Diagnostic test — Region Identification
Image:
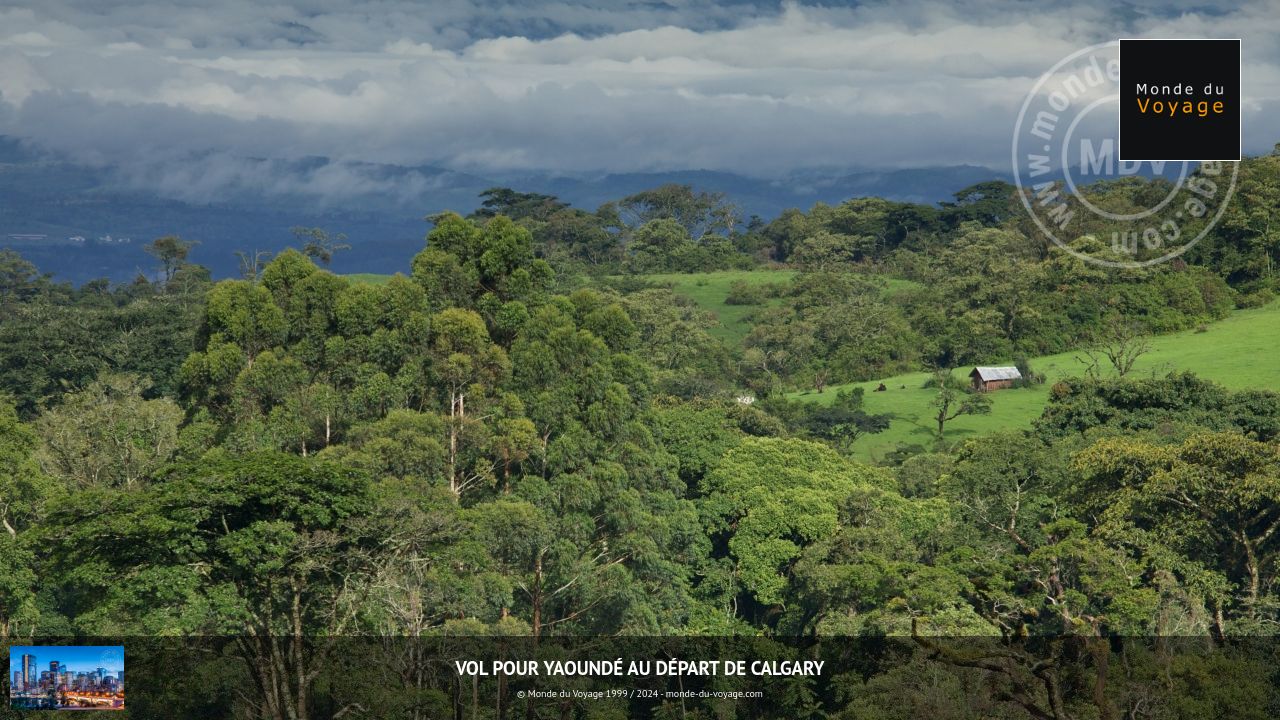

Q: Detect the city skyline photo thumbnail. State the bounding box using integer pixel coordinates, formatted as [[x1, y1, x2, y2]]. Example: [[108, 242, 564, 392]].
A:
[[9, 646, 124, 711]]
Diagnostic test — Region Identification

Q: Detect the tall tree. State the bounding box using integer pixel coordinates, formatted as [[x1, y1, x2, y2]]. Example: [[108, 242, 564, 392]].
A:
[[36, 374, 183, 489], [470, 187, 568, 222], [428, 308, 511, 499], [1078, 432, 1280, 631], [701, 437, 894, 611], [291, 227, 351, 267], [0, 249, 45, 307], [0, 397, 50, 539], [144, 235, 198, 282], [932, 369, 992, 440], [49, 452, 376, 720], [201, 279, 288, 363], [615, 184, 738, 238]]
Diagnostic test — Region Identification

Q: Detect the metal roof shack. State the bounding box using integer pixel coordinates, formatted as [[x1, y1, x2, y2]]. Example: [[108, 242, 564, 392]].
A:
[[969, 366, 1022, 392]]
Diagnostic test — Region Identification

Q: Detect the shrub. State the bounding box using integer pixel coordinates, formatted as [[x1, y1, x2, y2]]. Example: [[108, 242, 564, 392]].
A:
[[1014, 356, 1045, 387], [1238, 288, 1276, 309], [725, 280, 768, 306]]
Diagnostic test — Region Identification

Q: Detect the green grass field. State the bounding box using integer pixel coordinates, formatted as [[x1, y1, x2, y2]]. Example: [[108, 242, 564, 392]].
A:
[[639, 270, 796, 343], [345, 272, 395, 285], [639, 270, 919, 344], [792, 300, 1280, 463]]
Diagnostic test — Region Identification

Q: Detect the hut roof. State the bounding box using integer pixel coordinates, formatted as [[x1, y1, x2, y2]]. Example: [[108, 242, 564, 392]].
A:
[[970, 366, 1022, 381]]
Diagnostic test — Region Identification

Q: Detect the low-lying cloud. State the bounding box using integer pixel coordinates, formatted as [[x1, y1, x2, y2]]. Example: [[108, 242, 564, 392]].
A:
[[2, 0, 1278, 203]]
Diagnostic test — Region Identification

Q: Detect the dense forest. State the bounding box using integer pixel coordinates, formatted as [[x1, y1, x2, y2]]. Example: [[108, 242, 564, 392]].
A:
[[3, 150, 1280, 719]]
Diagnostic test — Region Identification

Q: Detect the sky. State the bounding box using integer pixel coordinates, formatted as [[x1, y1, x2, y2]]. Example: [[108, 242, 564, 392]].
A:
[[1, 0, 1278, 199], [9, 646, 125, 674]]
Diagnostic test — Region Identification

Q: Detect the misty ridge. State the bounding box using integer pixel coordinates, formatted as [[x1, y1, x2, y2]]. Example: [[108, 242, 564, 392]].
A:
[[3, 0, 1277, 285], [0, 135, 1006, 283]]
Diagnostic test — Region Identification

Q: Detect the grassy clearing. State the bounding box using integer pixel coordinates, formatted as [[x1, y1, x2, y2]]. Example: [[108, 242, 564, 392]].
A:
[[345, 273, 395, 285], [792, 300, 1280, 463], [639, 270, 796, 343], [639, 270, 919, 344]]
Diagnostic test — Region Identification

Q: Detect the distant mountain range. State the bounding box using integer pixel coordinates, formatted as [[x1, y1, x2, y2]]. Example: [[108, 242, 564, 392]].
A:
[[0, 136, 1006, 283]]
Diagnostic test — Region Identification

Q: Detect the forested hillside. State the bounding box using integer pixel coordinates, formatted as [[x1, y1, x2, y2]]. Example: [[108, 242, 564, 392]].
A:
[[3, 152, 1280, 718]]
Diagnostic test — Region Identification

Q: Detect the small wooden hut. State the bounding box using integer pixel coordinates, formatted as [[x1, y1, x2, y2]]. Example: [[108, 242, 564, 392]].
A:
[[969, 366, 1022, 392]]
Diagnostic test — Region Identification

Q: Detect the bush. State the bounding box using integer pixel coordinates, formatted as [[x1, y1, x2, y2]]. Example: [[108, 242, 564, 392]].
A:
[[1014, 356, 1045, 387], [725, 280, 768, 306], [920, 371, 969, 390], [1238, 288, 1276, 309]]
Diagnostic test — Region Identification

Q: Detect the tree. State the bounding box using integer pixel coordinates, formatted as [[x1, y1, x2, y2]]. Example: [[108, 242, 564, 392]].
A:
[[291, 227, 351, 266], [1094, 314, 1152, 377], [0, 284, 201, 419], [48, 452, 375, 720], [499, 301, 705, 637], [357, 473, 515, 649], [0, 532, 37, 641], [761, 207, 812, 261], [918, 227, 1044, 363], [273, 382, 344, 456], [615, 183, 738, 239], [144, 235, 198, 282], [797, 388, 891, 452], [534, 208, 617, 266], [1036, 371, 1280, 442], [939, 181, 1017, 227], [429, 308, 511, 499], [0, 249, 44, 307], [235, 249, 274, 282], [412, 213, 553, 312], [35, 374, 183, 489], [1201, 152, 1280, 283], [626, 218, 695, 272], [1076, 432, 1280, 631], [202, 279, 287, 362], [701, 437, 894, 610], [791, 230, 864, 270], [0, 396, 51, 539], [782, 481, 969, 636], [931, 369, 991, 440], [469, 187, 568, 222], [929, 432, 1163, 720], [320, 410, 447, 483], [741, 308, 819, 394]]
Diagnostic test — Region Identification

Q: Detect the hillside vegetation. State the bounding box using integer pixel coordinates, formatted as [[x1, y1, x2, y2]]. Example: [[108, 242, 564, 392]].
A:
[[629, 269, 794, 342], [6, 162, 1280, 717], [794, 298, 1280, 461]]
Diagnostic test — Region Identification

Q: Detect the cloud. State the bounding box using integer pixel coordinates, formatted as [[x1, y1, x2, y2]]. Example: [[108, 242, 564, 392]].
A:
[[1, 0, 1277, 203]]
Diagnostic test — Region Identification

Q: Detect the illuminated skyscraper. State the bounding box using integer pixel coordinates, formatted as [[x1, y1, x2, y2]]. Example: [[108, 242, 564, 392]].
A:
[[21, 654, 36, 690]]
